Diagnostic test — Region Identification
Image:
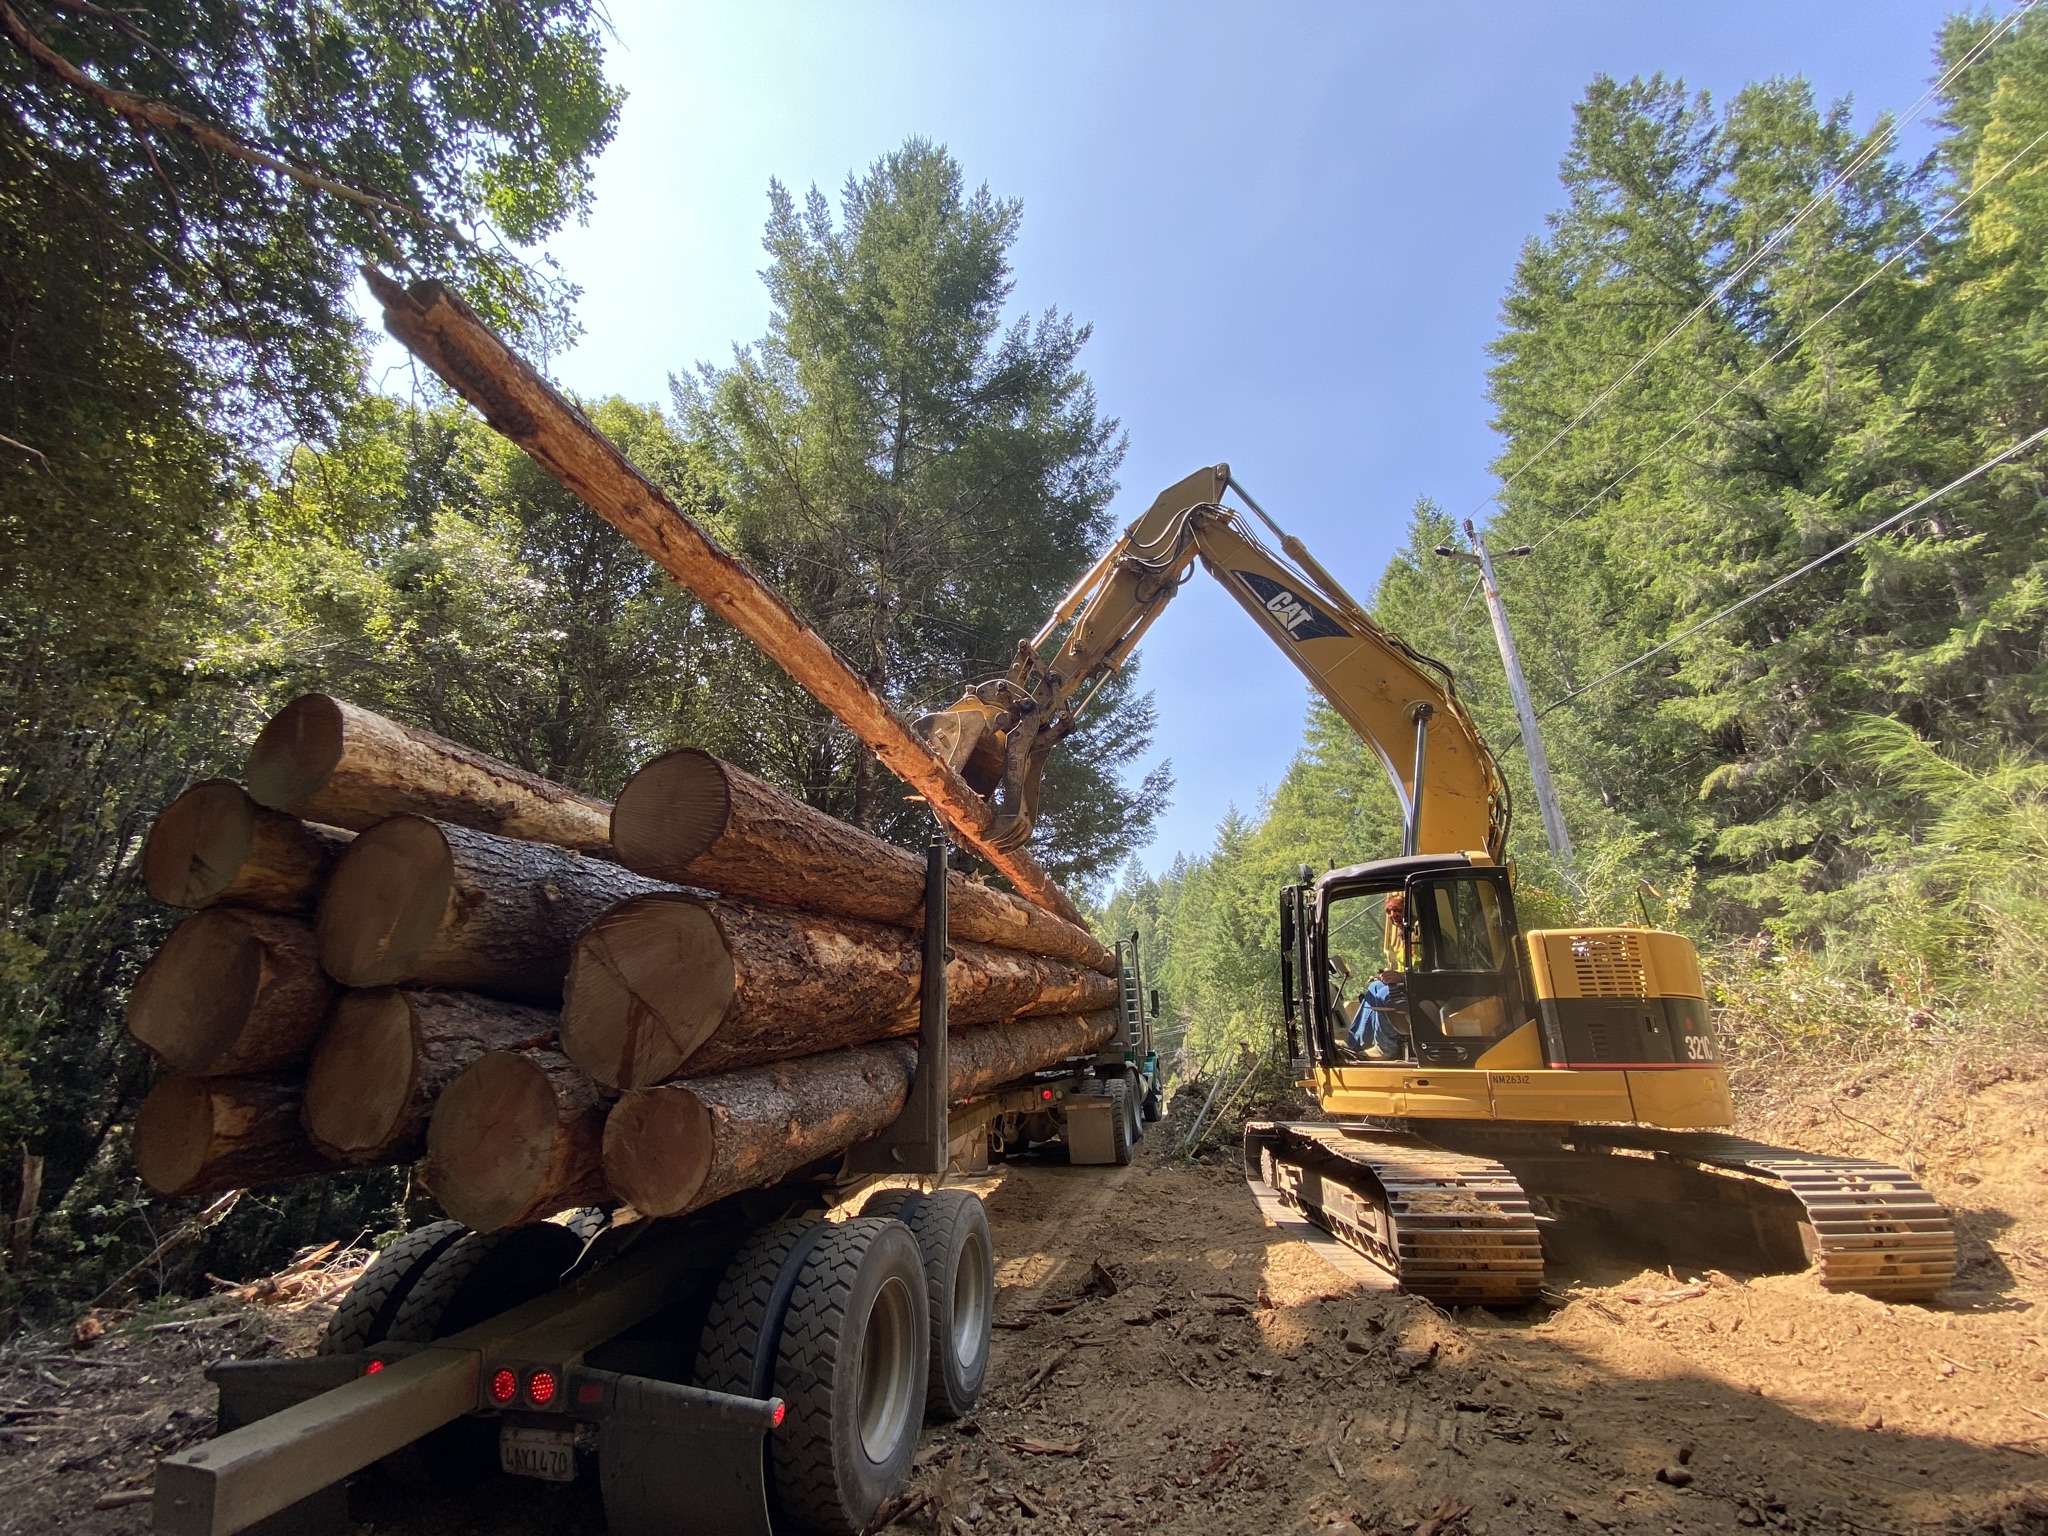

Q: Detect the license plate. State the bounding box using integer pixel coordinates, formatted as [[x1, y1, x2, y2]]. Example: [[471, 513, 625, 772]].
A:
[[500, 1425, 576, 1483]]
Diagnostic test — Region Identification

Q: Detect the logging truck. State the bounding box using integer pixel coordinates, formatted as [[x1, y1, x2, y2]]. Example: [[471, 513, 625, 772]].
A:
[[149, 836, 1161, 1536]]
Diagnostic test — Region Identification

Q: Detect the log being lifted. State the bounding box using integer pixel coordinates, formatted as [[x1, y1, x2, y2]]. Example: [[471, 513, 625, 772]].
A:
[[142, 779, 352, 915], [613, 749, 1113, 974], [247, 694, 613, 856], [605, 1009, 1118, 1217], [303, 989, 558, 1165], [134, 1075, 336, 1198], [561, 892, 1120, 1089], [366, 271, 1084, 927], [317, 815, 671, 1001], [127, 909, 335, 1076], [424, 1048, 609, 1231]]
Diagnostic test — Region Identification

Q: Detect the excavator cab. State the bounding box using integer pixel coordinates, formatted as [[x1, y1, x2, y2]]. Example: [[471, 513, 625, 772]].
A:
[[1285, 854, 1535, 1073]]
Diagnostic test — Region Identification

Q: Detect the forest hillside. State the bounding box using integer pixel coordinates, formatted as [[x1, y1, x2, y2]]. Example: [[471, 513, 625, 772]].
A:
[[1105, 10, 2048, 1082]]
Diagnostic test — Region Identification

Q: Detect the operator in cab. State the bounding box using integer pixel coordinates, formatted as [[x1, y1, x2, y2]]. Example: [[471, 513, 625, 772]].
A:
[[1343, 892, 1410, 1061]]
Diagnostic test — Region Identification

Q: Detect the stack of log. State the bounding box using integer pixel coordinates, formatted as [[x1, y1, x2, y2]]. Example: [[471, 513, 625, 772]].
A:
[[128, 696, 1120, 1232]]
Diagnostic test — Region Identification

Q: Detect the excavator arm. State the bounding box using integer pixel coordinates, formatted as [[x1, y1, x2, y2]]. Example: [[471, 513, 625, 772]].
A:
[[917, 464, 1509, 861]]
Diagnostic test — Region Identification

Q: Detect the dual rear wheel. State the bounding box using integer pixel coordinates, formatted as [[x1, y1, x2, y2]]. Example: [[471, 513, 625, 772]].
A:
[[697, 1192, 992, 1535]]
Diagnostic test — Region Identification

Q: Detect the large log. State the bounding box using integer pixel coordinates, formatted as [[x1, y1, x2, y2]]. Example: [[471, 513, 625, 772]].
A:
[[246, 694, 613, 855], [366, 272, 1084, 927], [604, 1009, 1118, 1217], [424, 1049, 608, 1231], [134, 1075, 337, 1198], [560, 892, 1121, 1089], [316, 815, 671, 1001], [303, 989, 558, 1165], [127, 909, 336, 1076], [142, 779, 353, 915], [612, 749, 1114, 973]]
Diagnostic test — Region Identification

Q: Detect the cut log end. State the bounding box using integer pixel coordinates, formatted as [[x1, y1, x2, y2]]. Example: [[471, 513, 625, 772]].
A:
[[608, 748, 731, 879], [560, 895, 734, 1089], [426, 1050, 604, 1232], [600, 1088, 713, 1217], [127, 909, 334, 1076], [316, 815, 455, 988], [302, 990, 417, 1162], [245, 694, 347, 816], [134, 1075, 328, 1198], [143, 779, 256, 907]]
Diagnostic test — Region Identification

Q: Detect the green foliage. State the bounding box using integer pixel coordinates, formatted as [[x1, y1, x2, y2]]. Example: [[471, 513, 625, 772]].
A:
[[1129, 12, 2048, 1063], [677, 141, 1162, 885]]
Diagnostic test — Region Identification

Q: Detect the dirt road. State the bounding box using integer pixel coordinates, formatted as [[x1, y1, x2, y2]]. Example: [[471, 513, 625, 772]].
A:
[[5, 1070, 2043, 1535]]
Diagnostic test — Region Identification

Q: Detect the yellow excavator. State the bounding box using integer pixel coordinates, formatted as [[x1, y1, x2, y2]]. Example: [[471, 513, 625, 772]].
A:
[[919, 465, 1957, 1305]]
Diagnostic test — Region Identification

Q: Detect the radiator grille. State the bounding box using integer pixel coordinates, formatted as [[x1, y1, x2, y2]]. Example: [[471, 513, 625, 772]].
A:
[[1569, 932, 1648, 998]]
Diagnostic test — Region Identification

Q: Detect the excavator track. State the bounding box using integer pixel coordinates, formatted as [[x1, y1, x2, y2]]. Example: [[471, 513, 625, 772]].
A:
[[1562, 1127, 1957, 1301], [1417, 1123, 1957, 1303], [1244, 1121, 1546, 1306]]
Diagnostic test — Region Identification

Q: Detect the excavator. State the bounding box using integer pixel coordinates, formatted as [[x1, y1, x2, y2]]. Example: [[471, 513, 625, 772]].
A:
[[917, 464, 1957, 1306]]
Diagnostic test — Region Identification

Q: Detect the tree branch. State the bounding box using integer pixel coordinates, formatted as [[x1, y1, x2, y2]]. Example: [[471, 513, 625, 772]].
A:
[[0, 0, 429, 228]]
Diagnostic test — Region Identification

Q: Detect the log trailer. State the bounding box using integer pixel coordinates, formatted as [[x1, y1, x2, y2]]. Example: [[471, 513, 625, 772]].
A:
[[918, 463, 1958, 1307], [151, 838, 1161, 1536]]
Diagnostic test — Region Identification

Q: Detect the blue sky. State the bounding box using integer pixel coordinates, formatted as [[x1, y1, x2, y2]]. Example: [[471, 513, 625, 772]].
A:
[[373, 1, 1992, 874]]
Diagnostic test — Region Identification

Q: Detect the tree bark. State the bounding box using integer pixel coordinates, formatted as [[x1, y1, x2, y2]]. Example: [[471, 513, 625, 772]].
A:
[[246, 694, 614, 855], [143, 779, 353, 915], [303, 989, 558, 1165], [424, 1049, 609, 1232], [366, 272, 1085, 926], [604, 1008, 1117, 1216], [134, 1075, 337, 1198], [127, 909, 337, 1076], [560, 892, 1121, 1089], [612, 748, 1114, 973], [316, 815, 672, 1001]]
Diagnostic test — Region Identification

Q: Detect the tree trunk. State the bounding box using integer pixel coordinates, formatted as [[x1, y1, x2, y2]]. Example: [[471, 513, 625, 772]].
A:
[[604, 1008, 1116, 1216], [367, 273, 1085, 926], [560, 892, 1121, 1089], [611, 749, 1113, 974], [126, 909, 336, 1076], [134, 1075, 336, 1198], [316, 815, 672, 1001], [143, 779, 353, 915], [246, 694, 614, 855], [303, 989, 559, 1165], [423, 1049, 609, 1231]]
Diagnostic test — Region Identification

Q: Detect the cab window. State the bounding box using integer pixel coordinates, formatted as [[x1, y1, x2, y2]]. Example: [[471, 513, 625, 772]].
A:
[[1412, 877, 1510, 973]]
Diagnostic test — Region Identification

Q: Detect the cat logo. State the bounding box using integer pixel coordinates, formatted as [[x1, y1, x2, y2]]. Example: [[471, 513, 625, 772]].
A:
[[1232, 571, 1349, 643]]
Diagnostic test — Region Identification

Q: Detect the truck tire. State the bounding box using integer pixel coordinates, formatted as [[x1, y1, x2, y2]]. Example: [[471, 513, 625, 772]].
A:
[[901, 1192, 993, 1419], [318, 1220, 464, 1356], [377, 1223, 586, 1492], [857, 1188, 920, 1223], [693, 1217, 826, 1397], [1105, 1080, 1134, 1167], [1142, 1074, 1164, 1123], [382, 1222, 584, 1344], [855, 1190, 993, 1418], [771, 1218, 928, 1535], [1122, 1068, 1146, 1141]]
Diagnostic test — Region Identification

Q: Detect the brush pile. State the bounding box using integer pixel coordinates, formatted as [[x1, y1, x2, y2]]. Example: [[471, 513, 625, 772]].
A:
[[130, 696, 1119, 1230]]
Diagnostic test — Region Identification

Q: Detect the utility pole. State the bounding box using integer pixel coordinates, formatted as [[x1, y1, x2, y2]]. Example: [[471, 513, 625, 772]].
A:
[[1434, 520, 1576, 879]]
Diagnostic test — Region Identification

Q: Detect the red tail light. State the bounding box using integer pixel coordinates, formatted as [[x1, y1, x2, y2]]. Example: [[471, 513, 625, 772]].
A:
[[489, 1368, 518, 1404], [1040, 1088, 1054, 1101], [771, 1399, 786, 1428], [363, 1358, 385, 1376], [527, 1370, 558, 1407]]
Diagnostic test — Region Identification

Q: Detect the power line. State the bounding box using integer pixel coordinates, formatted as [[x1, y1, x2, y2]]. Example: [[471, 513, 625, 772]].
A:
[[1529, 118, 2048, 551], [1535, 422, 2048, 718], [1467, 1, 2035, 526]]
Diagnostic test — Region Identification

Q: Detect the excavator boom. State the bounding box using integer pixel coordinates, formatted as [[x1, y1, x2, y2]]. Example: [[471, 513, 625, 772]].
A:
[[920, 464, 1509, 859]]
